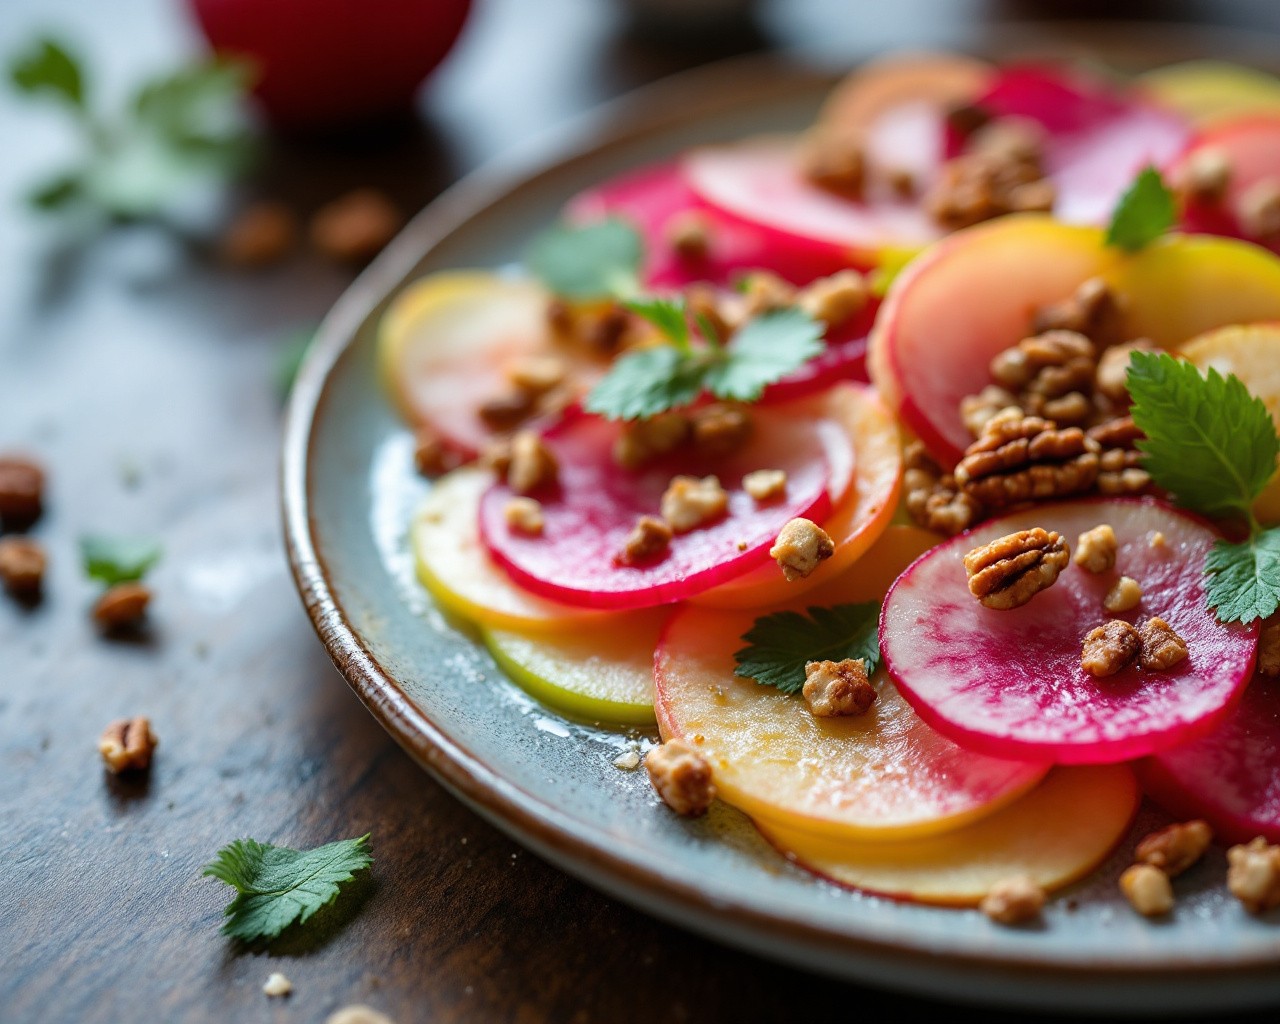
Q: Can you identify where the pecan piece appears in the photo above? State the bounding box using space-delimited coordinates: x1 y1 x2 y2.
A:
1032 277 1125 349
1228 837 1280 913
989 330 1097 406
618 515 671 566
0 455 45 528
1177 147 1231 205
99 716 158 774
661 475 728 533
964 527 1069 610
1104 575 1143 613
1258 617 1280 676
310 188 401 264
959 385 1021 438
507 431 558 495
1095 340 1156 404
1119 864 1174 918
1074 524 1117 574
980 874 1045 925
770 518 834 582
902 442 983 536
1138 616 1188 670
645 738 716 816
0 536 45 599
1135 820 1213 878
1237 179 1280 242
955 410 1100 509
93 582 151 632
802 658 876 718
1081 620 1141 677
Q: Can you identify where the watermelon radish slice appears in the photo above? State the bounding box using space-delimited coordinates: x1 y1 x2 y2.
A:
1140 673 1280 844
1176 115 1280 254
479 407 845 609
881 498 1259 764
567 161 854 289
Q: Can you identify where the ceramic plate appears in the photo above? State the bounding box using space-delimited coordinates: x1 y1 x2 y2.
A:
283 28 1280 1013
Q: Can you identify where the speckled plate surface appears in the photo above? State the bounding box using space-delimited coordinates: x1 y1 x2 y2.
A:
283 28 1280 1014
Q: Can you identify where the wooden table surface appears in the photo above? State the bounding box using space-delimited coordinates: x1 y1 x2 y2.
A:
4 2 1280 1022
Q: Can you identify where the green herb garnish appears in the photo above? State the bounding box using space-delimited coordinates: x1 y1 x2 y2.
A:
9 36 255 218
524 219 643 300
1105 166 1176 252
202 835 373 942
1127 350 1280 623
733 603 881 695
80 535 163 586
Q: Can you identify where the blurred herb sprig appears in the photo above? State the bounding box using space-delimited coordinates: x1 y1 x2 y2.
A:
9 36 257 219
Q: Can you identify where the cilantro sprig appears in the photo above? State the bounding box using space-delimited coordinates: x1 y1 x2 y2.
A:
9 36 255 218
202 834 373 942
1106 166 1176 252
733 602 881 694
80 535 162 586
1127 351 1280 624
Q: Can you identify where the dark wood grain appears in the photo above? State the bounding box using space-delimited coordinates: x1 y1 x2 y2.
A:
5 1 1280 1022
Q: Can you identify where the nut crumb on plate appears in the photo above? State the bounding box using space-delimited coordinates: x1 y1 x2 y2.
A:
503 497 544 536
742 469 787 502
93 582 152 632
619 515 672 565
326 1006 397 1024
980 874 1045 925
1228 837 1280 914
1032 276 1124 349
613 749 640 770
798 269 868 328
1119 863 1174 917
661 475 728 533
507 354 567 395
412 425 464 478
1138 616 1189 671
99 716 157 774
1149 531 1167 549
690 404 752 458
1135 820 1212 877
1074 524 1117 573
1081 619 1141 677
1104 575 1143 613
507 431 558 495
802 658 876 718
770 518 834 582
0 536 45 598
263 972 293 997
645 738 715 816
963 527 1069 610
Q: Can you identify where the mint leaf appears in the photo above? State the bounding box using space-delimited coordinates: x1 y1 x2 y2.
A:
734 603 881 695
1205 529 1280 624
132 56 256 172
705 308 825 403
202 835 373 942
525 219 643 300
624 296 689 350
80 535 162 586
583 346 706 421
1127 350 1278 520
10 37 84 108
1106 166 1176 251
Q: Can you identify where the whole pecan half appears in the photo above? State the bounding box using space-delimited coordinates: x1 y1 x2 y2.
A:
963 527 1070 610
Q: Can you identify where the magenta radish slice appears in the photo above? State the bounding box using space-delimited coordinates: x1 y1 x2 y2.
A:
478 408 843 609
881 498 1258 764
1140 673 1280 844
969 65 1191 225
567 161 852 289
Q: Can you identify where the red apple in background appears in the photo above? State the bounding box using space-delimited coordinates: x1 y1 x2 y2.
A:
188 0 472 129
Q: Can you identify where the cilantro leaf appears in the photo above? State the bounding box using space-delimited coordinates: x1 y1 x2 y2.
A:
1205 529 1280 624
202 835 373 942
583 345 706 421
525 219 643 300
624 296 690 350
733 603 881 695
1106 166 1176 251
704 308 825 403
1127 350 1278 521
10 37 84 108
80 535 162 586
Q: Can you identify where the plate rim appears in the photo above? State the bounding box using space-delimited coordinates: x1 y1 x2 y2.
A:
281 39 1280 994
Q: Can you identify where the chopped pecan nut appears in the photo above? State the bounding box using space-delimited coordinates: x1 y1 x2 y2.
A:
964 527 1069 610
801 134 865 199
99 716 158 774
1095 341 1156 403
478 390 536 431
0 455 45 528
1081 619 1141 677
1139 616 1189 671
1032 277 1125 349
645 738 716 816
1104 575 1143 613
743 469 787 502
1258 617 1280 676
661 475 728 533
507 354 568 395
990 331 1096 406
903 443 983 535
1087 414 1144 450
960 386 1021 438
1119 864 1174 918
503 497 544 536
1096 450 1152 496
619 515 672 565
1228 837 1280 913
587 303 633 352
413 426 465 478
1236 178 1280 241
220 201 297 267
690 404 753 459
666 211 711 261
980 874 1045 925
944 100 991 140
613 412 691 469
684 283 735 341
798 270 868 328
770 518 834 582
309 188 402 264
0 536 45 598
1074 524 1117 573
956 410 1100 509
1178 147 1231 205
93 583 151 632
738 271 797 319
803 658 876 718
1135 820 1213 877
507 431 558 495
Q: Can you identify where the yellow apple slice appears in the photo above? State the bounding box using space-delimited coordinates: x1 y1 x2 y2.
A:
1182 322 1280 523
1141 60 1280 126
482 610 665 725
757 764 1137 906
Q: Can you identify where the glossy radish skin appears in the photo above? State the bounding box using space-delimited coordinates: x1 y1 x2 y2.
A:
1177 116 1280 253
567 161 854 289
1141 674 1280 844
479 408 842 609
881 499 1258 764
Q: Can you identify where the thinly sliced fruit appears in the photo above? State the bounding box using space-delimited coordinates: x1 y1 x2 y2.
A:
568 161 854 288
969 65 1190 226
1175 116 1280 253
1182 323 1280 523
482 609 665 725
695 384 904 609
1140 673 1280 845
379 271 600 457
869 216 1280 466
1141 61 1280 126
881 498 1259 765
655 539 1047 842
414 467 606 631
758 765 1137 906
479 407 844 609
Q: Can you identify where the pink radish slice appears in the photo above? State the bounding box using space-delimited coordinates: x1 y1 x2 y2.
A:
1176 116 1280 254
567 161 852 289
881 498 1258 765
969 65 1192 225
478 408 844 609
1140 673 1280 844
